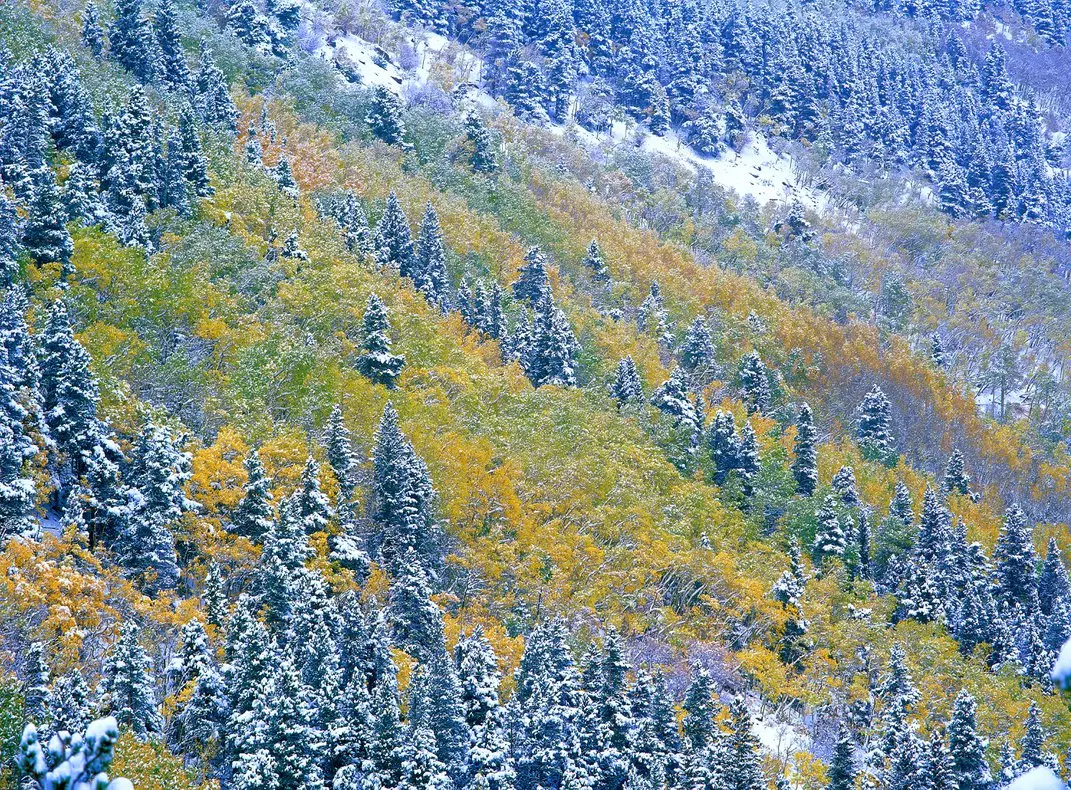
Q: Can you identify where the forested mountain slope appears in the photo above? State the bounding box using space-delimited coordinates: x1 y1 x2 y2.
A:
1 0 1071 789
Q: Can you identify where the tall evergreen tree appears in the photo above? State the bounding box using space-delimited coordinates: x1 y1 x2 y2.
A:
524 293 580 388
857 386 894 457
81 1 105 57
367 86 407 146
23 166 74 272
100 622 164 740
610 356 644 407
792 403 819 496
464 113 499 174
357 294 406 388
374 192 416 272
738 351 772 414
512 247 551 304
813 494 847 565
993 504 1039 613
109 0 158 81
411 203 451 309
826 725 855 790
942 449 971 497
290 455 332 535
581 239 609 282
155 0 191 90
231 449 274 542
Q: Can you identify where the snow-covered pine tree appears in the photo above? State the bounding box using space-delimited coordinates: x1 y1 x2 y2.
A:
813 493 847 566
993 504 1039 614
17 716 130 790
290 455 332 535
48 669 93 736
464 113 499 174
707 410 740 485
942 449 971 497
323 405 358 500
375 192 416 272
196 48 239 133
22 642 52 729
636 282 670 344
357 294 406 389
411 202 452 309
273 155 299 199
203 561 229 628
512 247 551 304
650 367 700 435
390 550 447 662
367 85 407 146
230 448 274 542
791 403 818 496
100 622 164 740
109 0 159 81
738 351 772 415
371 403 439 569
525 292 580 388
680 317 717 385
857 385 894 458
1038 538 1071 616
610 356 645 408
179 106 214 198
0 343 38 536
80 1 105 57
581 239 610 283
831 466 860 508
681 664 715 752
155 0 190 91
23 166 74 272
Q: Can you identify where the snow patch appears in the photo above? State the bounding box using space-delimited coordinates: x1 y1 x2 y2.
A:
1050 636 1071 687
1004 768 1064 790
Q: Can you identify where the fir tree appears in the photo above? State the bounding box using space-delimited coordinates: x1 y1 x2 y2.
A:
179 107 214 198
367 86 407 146
22 642 52 728
636 282 669 344
23 166 74 272
323 405 358 500
464 113 498 174
738 351 772 414
273 156 298 199
196 48 239 133
945 690 990 790
889 481 914 525
0 194 21 286
826 726 855 790
813 494 847 565
231 449 274 542
650 367 701 434
81 1 105 57
203 561 229 628
100 622 164 740
831 466 860 508
155 0 190 91
226 0 272 50
291 455 332 535
680 317 717 384
610 356 645 408
1038 538 1071 616
109 0 158 81
581 239 610 283
0 344 38 536
411 203 451 309
792 403 819 496
942 449 971 497
726 697 765 790
681 665 715 752
371 402 439 570
390 552 447 662
993 504 1039 613
857 386 894 457
48 669 92 736
525 293 580 388
374 192 416 272
356 294 406 388
512 247 551 304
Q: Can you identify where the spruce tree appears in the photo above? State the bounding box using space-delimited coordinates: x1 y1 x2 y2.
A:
464 113 498 174
81 1 105 57
196 48 239 133
826 726 855 790
680 317 716 384
0 344 38 536
708 409 740 485
48 669 93 735
323 405 358 500
792 403 818 496
389 552 447 662
411 203 451 309
581 239 610 283
726 697 765 790
203 561 229 628
993 504 1039 613
231 449 274 542
946 690 990 790
889 482 914 525
356 294 406 388
374 192 416 272
22 642 52 728
371 403 439 570
179 107 213 198
0 194 21 286
291 455 332 535
857 385 894 457
273 156 299 199
110 0 159 81
337 191 373 256
525 293 580 388
738 351 772 414
681 664 715 752
1038 538 1071 616
23 166 74 272
155 0 190 91
512 247 551 304
610 356 645 407
650 367 700 434
367 86 407 146
100 622 164 740
942 449 971 497
636 282 669 344
813 493 846 565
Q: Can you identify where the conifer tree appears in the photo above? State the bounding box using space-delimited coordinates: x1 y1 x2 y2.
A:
0 344 38 535
48 669 93 736
581 239 610 283
610 356 645 408
203 561 229 628
179 107 213 198
155 0 190 90
930 332 946 369
323 405 358 500
390 552 447 662
650 367 701 434
231 449 273 542
196 48 239 133
81 1 105 57
100 622 164 740
464 113 499 174
336 191 373 256
367 85 407 146
411 203 451 309
226 0 272 51
23 166 74 272
681 665 715 752
993 504 1039 613
708 410 740 485
942 449 971 497
357 294 406 388
291 455 332 535
680 317 716 384
525 293 580 388
110 0 159 81
792 403 818 496
813 494 846 565
374 192 416 272
726 697 764 790
831 466 860 508
738 351 771 414
22 642 52 729
371 403 439 569
737 421 760 496
636 282 669 344
889 482 913 525
273 156 299 199
1038 538 1071 616
826 725 855 790
123 421 188 593
857 386 894 457
512 247 551 304
0 194 21 286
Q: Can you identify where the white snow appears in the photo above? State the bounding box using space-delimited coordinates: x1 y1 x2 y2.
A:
1050 636 1071 688
1004 768 1064 790
752 713 805 760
